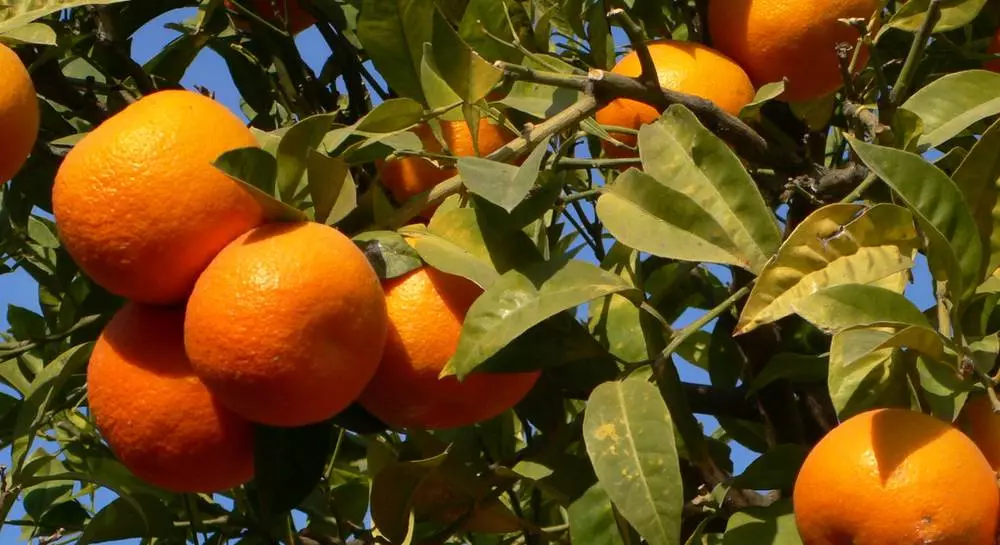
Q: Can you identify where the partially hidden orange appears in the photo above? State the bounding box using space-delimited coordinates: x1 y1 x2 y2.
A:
358 267 540 430
53 90 263 305
957 393 1000 470
593 40 755 159
0 43 39 184
88 303 254 493
708 0 880 102
224 0 315 35
793 408 998 545
184 221 388 427
986 29 1000 72
378 120 517 210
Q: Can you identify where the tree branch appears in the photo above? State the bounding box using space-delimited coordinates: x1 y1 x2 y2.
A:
607 9 658 86
495 61 808 171
889 0 941 106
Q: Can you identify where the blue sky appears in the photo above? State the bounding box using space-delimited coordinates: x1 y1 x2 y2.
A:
0 6 939 542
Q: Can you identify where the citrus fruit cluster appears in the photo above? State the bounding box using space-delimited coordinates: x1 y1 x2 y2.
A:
793 404 1000 544
52 90 539 494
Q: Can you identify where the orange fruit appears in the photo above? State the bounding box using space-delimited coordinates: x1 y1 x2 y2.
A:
593 40 755 159
986 29 1000 72
958 393 1000 470
0 43 39 184
224 0 315 35
793 408 998 545
378 120 517 208
88 303 254 493
53 90 263 305
708 0 880 102
358 267 540 430
184 221 388 427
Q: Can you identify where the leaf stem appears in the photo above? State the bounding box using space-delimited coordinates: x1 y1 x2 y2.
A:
889 0 941 106
559 188 604 203
838 171 879 203
658 284 753 361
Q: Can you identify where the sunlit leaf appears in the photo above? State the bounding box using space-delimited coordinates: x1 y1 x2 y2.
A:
792 284 929 333
952 117 1000 275
458 135 551 211
584 378 682 545
901 70 1000 149
736 204 919 335
723 500 801 545
885 0 987 34
0 0 126 34
431 10 503 104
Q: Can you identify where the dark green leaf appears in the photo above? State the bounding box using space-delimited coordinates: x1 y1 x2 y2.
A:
251 421 335 520
353 230 423 280
747 354 828 395
79 495 179 545
458 0 522 63
356 98 426 133
722 500 801 545
213 149 307 223
431 10 503 103
306 151 355 225
952 117 1000 275
357 0 434 103
275 113 339 203
583 378 682 545
568 484 626 545
732 445 809 491
370 451 449 544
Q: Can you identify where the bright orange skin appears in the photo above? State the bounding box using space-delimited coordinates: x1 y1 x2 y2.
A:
708 0 879 102
594 41 755 159
379 121 516 206
986 29 1000 73
793 408 999 545
88 303 254 493
358 267 540 430
225 0 315 35
53 90 263 305
0 43 39 184
958 394 1000 470
184 221 388 427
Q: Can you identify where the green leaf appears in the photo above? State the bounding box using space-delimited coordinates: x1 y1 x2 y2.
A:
275 113 339 203
601 107 779 273
448 259 642 377
915 354 972 422
0 0 126 34
829 326 944 418
792 284 929 333
431 10 503 103
736 204 919 335
723 500 801 545
739 81 786 121
251 421 335 521
354 231 423 280
400 199 541 289
599 169 755 273
306 151 356 225
568 484 626 545
143 33 211 86
885 0 987 34
584 378 682 545
12 343 93 475
0 22 56 45
7 305 45 340
356 98 426 133
589 244 667 363
370 451 449 544
79 495 180 545
850 137 984 298
732 445 809 491
953 117 1000 275
213 149 307 223
500 54 584 118
420 41 464 117
213 147 278 196
458 135 551 211
357 0 434 103
893 108 925 152
458 0 522 63
901 70 1000 149
747 353 828 395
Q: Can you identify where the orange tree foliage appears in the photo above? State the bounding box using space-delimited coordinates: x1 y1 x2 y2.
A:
2 0 1000 544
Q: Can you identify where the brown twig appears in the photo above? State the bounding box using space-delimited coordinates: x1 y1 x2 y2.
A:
607 9 658 86
495 61 808 170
